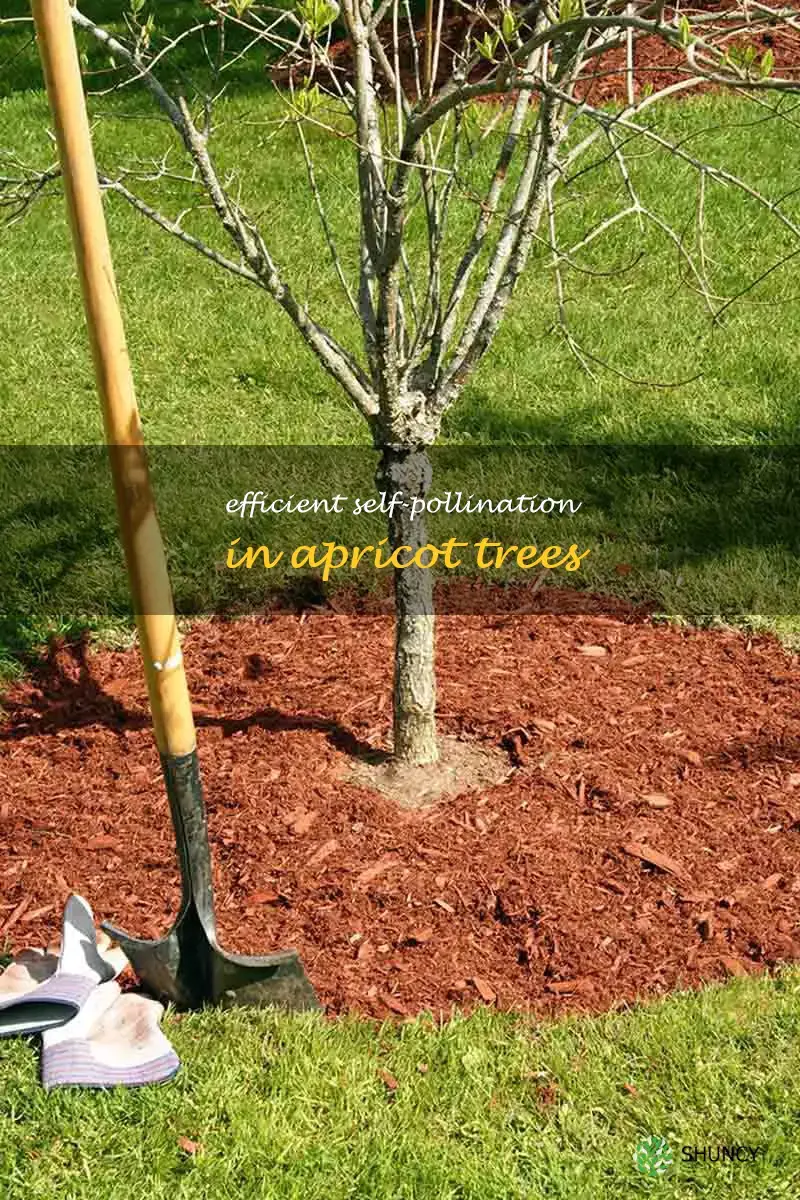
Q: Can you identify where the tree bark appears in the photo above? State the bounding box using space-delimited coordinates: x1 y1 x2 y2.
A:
377 446 438 766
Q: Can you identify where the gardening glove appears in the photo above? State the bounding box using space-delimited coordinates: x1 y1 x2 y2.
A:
0 894 126 1037
41 979 180 1090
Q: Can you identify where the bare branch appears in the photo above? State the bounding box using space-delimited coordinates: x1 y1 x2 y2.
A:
100 175 262 284
0 159 60 224
69 4 377 420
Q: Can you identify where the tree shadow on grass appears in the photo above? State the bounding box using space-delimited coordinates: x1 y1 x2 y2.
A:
446 383 800 446
3 441 800 677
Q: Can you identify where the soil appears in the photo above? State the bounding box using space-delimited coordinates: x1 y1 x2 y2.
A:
2 596 800 1021
348 732 512 808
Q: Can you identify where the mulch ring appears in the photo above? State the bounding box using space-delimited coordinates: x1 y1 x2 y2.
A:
2 600 800 1021
271 4 800 106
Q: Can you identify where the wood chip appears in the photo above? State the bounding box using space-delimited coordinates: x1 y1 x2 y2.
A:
643 793 672 809
403 927 434 945
679 749 702 766
434 898 455 914
621 841 688 880
762 873 783 890
379 992 407 1015
356 855 401 886
177 1137 202 1157
0 897 30 934
622 654 647 667
307 838 339 866
471 976 497 1003
20 903 56 923
535 1082 560 1106
281 805 306 827
599 878 626 896
87 835 120 851
250 889 281 905
291 810 318 835
720 956 748 977
356 939 375 961
579 644 608 657
378 1068 399 1091
545 979 581 995
774 936 800 961
532 717 556 734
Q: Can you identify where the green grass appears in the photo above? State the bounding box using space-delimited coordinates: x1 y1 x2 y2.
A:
2 445 799 643
2 973 800 1198
2 65 800 656
2 17 800 444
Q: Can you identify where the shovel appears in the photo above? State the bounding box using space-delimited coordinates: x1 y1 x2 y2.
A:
32 0 320 1012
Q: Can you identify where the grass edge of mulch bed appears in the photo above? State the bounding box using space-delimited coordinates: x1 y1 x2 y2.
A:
1 967 800 1199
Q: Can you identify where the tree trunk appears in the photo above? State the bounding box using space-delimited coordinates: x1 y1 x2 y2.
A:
377 446 438 765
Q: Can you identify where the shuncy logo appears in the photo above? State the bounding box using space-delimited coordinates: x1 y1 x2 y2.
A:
633 1136 673 1178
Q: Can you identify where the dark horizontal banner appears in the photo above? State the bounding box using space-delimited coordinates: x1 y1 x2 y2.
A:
1 445 799 622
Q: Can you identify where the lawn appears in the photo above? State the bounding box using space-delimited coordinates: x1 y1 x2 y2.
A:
2 973 800 1199
2 8 800 1198
2 75 800 655
2 9 800 446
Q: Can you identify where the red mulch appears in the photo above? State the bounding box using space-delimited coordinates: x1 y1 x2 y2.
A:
272 5 800 106
2 600 800 1021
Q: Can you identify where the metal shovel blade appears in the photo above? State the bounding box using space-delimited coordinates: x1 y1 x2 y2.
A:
102 904 320 1011
102 750 321 1012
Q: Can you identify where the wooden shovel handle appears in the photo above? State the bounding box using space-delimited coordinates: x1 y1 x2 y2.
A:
32 0 196 758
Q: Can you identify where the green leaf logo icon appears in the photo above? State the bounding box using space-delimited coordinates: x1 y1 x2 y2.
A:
634 1135 673 1178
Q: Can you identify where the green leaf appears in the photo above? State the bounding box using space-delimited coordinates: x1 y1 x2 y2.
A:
231 0 254 15
501 8 516 41
297 0 340 36
295 82 322 114
559 0 581 21
475 32 499 61
678 14 693 47
760 47 775 78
